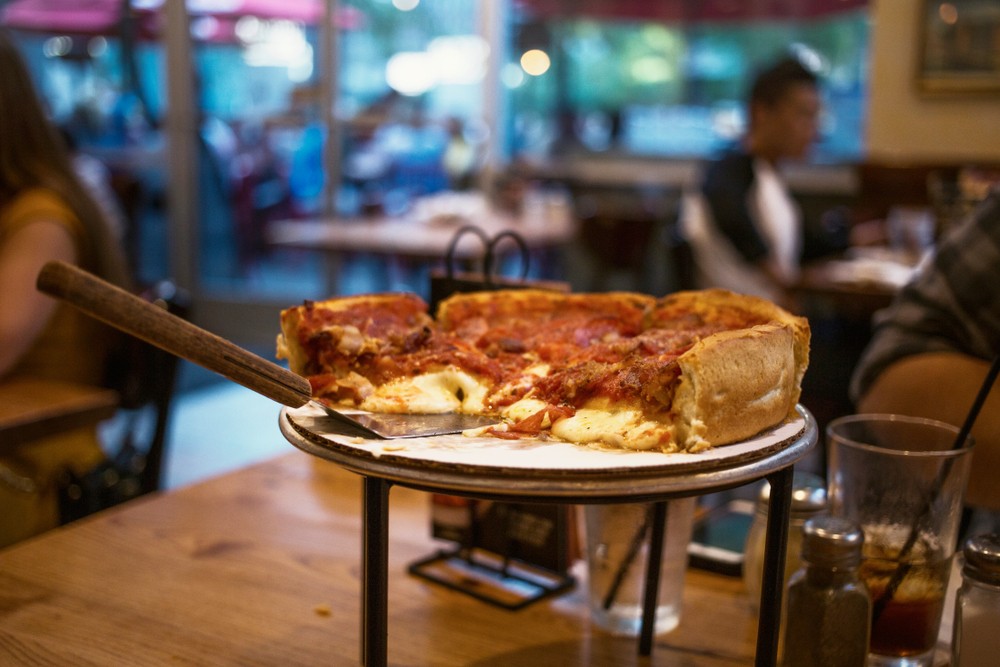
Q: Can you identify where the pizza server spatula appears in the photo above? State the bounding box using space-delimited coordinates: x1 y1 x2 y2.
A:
36 261 498 439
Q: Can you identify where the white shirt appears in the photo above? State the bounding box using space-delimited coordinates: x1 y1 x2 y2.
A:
751 159 801 284
680 160 802 301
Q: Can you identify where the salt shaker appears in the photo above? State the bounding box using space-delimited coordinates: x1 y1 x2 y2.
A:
781 515 871 667
743 471 827 611
953 533 1000 667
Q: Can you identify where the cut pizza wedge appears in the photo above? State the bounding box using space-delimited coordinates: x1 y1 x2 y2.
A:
277 292 495 414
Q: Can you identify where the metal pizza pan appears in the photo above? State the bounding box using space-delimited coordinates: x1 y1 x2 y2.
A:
280 403 818 500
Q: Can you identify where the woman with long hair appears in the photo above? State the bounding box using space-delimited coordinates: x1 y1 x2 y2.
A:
0 27 132 546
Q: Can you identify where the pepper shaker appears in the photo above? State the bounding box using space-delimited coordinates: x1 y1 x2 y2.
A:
781 515 871 667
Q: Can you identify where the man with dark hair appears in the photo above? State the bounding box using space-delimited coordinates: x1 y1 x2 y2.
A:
749 56 820 111
681 56 849 302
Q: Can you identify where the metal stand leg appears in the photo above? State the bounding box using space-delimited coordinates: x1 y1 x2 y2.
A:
362 476 391 667
754 467 794 667
639 501 668 656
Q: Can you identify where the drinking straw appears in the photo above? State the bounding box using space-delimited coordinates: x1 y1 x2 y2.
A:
871 355 1000 622
602 504 654 610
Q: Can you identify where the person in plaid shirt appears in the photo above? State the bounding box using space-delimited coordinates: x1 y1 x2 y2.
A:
851 188 1000 512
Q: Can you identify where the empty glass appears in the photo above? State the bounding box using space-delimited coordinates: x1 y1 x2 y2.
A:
581 499 695 636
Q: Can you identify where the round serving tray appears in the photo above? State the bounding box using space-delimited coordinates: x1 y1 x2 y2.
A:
279 404 817 501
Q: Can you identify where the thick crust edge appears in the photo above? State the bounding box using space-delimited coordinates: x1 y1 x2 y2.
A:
673 322 806 451
276 307 307 375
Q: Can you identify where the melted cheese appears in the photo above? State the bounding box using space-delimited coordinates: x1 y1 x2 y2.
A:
550 407 675 451
501 398 550 422
360 368 490 414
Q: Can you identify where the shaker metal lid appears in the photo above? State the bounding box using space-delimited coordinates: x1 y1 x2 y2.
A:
801 515 864 566
963 533 1000 584
756 471 827 516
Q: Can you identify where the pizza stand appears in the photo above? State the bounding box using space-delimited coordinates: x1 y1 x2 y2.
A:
37 249 819 667
280 404 817 667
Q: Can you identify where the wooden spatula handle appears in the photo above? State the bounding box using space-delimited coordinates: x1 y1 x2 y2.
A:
37 261 311 409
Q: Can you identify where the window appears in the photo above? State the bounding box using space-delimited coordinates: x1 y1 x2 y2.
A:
505 2 870 164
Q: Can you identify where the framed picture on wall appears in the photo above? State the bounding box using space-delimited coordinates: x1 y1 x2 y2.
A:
917 0 1000 95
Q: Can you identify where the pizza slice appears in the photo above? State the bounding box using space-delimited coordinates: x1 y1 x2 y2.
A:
654 290 810 451
276 293 500 414
436 289 653 364
434 289 654 412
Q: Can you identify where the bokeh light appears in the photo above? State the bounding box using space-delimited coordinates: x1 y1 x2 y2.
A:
520 49 551 76
386 51 436 96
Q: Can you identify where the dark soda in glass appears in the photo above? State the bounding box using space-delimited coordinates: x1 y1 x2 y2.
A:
861 556 949 657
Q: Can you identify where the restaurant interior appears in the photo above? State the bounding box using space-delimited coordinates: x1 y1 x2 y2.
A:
2 0 1000 665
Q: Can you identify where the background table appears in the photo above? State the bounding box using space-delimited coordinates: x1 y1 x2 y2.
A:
791 249 914 453
267 192 576 294
794 251 912 320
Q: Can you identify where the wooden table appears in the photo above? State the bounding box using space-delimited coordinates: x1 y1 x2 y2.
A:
0 378 118 450
267 192 576 294
0 450 767 666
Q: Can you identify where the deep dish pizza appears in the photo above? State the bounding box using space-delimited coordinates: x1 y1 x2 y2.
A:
275 289 809 453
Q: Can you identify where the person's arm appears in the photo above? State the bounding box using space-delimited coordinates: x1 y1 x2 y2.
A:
0 219 78 377
857 351 1000 512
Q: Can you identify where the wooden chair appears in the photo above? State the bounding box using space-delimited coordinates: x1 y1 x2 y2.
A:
115 280 190 496
57 280 190 523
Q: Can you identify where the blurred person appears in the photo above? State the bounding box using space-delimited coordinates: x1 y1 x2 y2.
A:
442 116 480 191
681 56 853 304
850 189 1000 513
0 28 132 547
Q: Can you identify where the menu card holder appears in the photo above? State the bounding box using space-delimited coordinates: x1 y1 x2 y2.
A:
408 497 576 610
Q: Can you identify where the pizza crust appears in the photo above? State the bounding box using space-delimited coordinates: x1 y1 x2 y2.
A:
650 289 810 450
673 323 802 452
276 307 308 376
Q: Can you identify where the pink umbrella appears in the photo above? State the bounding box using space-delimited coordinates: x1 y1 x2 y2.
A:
1 0 139 35
1 0 324 37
